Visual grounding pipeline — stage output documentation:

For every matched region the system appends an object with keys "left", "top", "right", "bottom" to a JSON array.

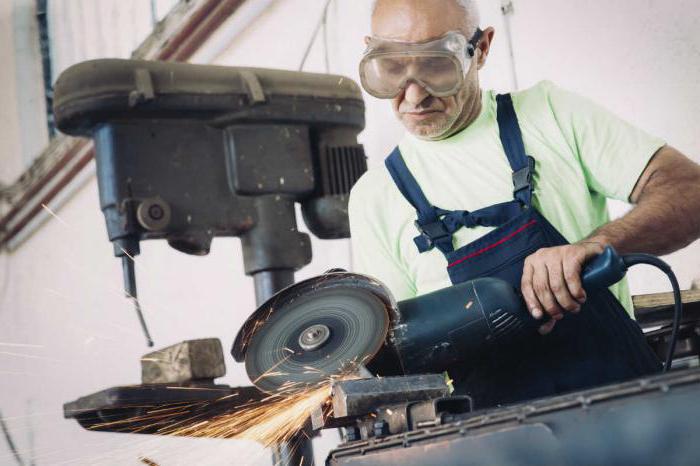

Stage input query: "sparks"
[
  {"left": 88, "top": 371, "right": 360, "bottom": 448},
  {"left": 162, "top": 382, "right": 333, "bottom": 446},
  {"left": 41, "top": 203, "right": 69, "bottom": 227},
  {"left": 0, "top": 342, "right": 44, "bottom": 349}
]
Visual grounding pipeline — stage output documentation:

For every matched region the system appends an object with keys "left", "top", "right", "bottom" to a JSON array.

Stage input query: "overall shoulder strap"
[
  {"left": 385, "top": 147, "right": 454, "bottom": 254},
  {"left": 495, "top": 93, "right": 535, "bottom": 207},
  {"left": 385, "top": 147, "right": 434, "bottom": 223}
]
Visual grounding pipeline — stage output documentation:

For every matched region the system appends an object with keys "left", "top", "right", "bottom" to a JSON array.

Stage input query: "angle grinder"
[{"left": 232, "top": 247, "right": 683, "bottom": 393}]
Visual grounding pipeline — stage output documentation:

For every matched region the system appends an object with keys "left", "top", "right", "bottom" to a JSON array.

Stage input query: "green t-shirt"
[{"left": 348, "top": 80, "right": 665, "bottom": 315}]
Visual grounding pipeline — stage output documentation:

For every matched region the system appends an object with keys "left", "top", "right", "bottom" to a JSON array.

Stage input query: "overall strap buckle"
[
  {"left": 512, "top": 156, "right": 536, "bottom": 206},
  {"left": 413, "top": 219, "right": 452, "bottom": 253}
]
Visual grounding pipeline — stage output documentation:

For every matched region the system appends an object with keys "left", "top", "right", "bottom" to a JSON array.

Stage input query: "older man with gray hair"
[{"left": 349, "top": 0, "right": 700, "bottom": 408}]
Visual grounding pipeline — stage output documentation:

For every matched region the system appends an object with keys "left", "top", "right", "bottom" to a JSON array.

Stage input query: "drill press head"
[
  {"left": 54, "top": 59, "right": 366, "bottom": 254},
  {"left": 52, "top": 59, "right": 368, "bottom": 342}
]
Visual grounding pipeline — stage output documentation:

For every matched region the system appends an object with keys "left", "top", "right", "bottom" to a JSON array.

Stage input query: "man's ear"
[
  {"left": 364, "top": 35, "right": 372, "bottom": 46},
  {"left": 476, "top": 27, "right": 495, "bottom": 69}
]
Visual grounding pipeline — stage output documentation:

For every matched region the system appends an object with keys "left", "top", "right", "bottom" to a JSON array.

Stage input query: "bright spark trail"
[
  {"left": 164, "top": 383, "right": 332, "bottom": 446},
  {"left": 87, "top": 370, "right": 359, "bottom": 451}
]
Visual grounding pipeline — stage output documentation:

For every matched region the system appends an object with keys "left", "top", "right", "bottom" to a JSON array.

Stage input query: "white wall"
[
  {"left": 0, "top": 0, "right": 22, "bottom": 185},
  {"left": 0, "top": 0, "right": 47, "bottom": 185},
  {"left": 47, "top": 0, "right": 173, "bottom": 80},
  {"left": 1, "top": 0, "right": 699, "bottom": 465},
  {"left": 0, "top": 0, "right": 177, "bottom": 186}
]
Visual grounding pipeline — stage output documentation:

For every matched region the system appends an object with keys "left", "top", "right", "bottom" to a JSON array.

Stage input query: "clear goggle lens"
[
  {"left": 361, "top": 54, "right": 463, "bottom": 98},
  {"left": 359, "top": 30, "right": 482, "bottom": 99}
]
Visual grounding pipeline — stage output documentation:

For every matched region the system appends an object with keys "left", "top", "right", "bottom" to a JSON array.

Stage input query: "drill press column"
[
  {"left": 241, "top": 194, "right": 311, "bottom": 304},
  {"left": 239, "top": 194, "right": 313, "bottom": 466}
]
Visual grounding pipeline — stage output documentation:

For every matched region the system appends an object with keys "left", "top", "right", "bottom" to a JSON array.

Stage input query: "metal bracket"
[
  {"left": 311, "top": 374, "right": 450, "bottom": 431},
  {"left": 129, "top": 68, "right": 156, "bottom": 107},
  {"left": 240, "top": 70, "right": 267, "bottom": 104}
]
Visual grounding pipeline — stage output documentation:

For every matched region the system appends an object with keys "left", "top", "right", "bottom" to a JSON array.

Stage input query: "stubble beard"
[
  {"left": 401, "top": 111, "right": 458, "bottom": 140},
  {"left": 399, "top": 78, "right": 482, "bottom": 141}
]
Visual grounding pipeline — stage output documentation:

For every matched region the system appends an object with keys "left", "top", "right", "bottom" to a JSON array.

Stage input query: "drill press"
[
  {"left": 53, "top": 58, "right": 367, "bottom": 345},
  {"left": 54, "top": 58, "right": 367, "bottom": 466}
]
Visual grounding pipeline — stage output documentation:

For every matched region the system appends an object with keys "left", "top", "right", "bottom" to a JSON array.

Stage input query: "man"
[{"left": 349, "top": 0, "right": 700, "bottom": 407}]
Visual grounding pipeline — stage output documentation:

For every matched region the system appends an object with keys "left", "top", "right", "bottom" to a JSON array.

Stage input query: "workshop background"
[{"left": 0, "top": 0, "right": 698, "bottom": 464}]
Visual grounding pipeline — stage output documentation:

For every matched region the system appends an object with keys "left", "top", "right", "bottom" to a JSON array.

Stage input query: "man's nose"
[{"left": 403, "top": 81, "right": 430, "bottom": 106}]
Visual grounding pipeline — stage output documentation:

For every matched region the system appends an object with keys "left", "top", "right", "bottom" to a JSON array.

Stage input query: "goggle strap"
[{"left": 467, "top": 28, "right": 483, "bottom": 57}]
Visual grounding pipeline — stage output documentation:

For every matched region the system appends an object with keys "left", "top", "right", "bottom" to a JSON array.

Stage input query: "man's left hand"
[{"left": 521, "top": 241, "right": 605, "bottom": 334}]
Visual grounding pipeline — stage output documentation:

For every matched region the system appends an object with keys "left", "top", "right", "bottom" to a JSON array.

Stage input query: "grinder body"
[
  {"left": 389, "top": 247, "right": 627, "bottom": 375},
  {"left": 234, "top": 247, "right": 628, "bottom": 391},
  {"left": 391, "top": 278, "right": 532, "bottom": 374}
]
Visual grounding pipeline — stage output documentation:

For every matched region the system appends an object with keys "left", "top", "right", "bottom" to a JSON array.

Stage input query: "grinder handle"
[
  {"left": 580, "top": 246, "right": 628, "bottom": 290},
  {"left": 523, "top": 246, "right": 627, "bottom": 330}
]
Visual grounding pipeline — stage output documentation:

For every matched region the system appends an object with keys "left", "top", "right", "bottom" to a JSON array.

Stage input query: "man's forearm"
[
  {"left": 585, "top": 146, "right": 700, "bottom": 255},
  {"left": 522, "top": 146, "right": 700, "bottom": 334}
]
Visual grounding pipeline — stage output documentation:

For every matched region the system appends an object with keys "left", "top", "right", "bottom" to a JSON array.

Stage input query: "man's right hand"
[{"left": 521, "top": 241, "right": 605, "bottom": 334}]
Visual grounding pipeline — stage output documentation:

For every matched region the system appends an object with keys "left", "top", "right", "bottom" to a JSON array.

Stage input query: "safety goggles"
[{"left": 359, "top": 29, "right": 483, "bottom": 99}]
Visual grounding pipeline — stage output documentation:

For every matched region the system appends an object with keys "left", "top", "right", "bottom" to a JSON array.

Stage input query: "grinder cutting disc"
[{"left": 233, "top": 272, "right": 394, "bottom": 393}]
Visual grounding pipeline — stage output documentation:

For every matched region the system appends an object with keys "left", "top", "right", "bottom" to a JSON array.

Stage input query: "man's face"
[{"left": 370, "top": 0, "right": 493, "bottom": 140}]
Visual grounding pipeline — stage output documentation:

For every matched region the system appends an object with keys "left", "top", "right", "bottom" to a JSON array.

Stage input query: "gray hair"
[{"left": 371, "top": 0, "right": 481, "bottom": 35}]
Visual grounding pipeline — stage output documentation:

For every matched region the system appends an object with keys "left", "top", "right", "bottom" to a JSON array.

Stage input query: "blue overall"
[{"left": 385, "top": 94, "right": 661, "bottom": 408}]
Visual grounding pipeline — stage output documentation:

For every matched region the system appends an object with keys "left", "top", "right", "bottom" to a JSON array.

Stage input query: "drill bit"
[{"left": 122, "top": 256, "right": 154, "bottom": 347}]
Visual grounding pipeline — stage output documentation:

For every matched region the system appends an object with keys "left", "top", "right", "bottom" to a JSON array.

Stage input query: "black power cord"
[{"left": 623, "top": 254, "right": 683, "bottom": 371}]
